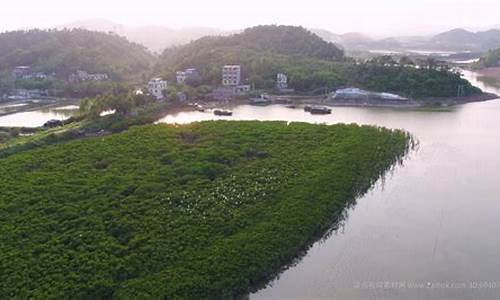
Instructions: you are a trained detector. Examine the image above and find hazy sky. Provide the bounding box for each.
[1,0,499,36]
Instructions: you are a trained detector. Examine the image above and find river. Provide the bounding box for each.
[0,104,78,127]
[158,71,500,299]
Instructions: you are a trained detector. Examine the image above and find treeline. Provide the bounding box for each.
[474,48,500,68]
[156,26,481,98]
[0,26,483,100]
[155,25,345,86]
[0,29,155,79]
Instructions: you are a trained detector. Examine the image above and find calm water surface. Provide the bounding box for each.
[0,105,77,127]
[159,71,500,299]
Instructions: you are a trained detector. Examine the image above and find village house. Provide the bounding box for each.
[68,70,109,83]
[12,66,51,80]
[176,68,200,85]
[211,65,252,100]
[12,66,32,78]
[9,88,49,100]
[148,78,168,100]
[222,65,241,86]
[276,73,288,90]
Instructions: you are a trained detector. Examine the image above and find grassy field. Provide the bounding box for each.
[0,121,411,299]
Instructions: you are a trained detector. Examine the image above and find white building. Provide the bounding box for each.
[148,78,168,100]
[276,73,288,90]
[222,65,241,86]
[176,68,200,85]
[69,70,109,82]
[12,66,31,78]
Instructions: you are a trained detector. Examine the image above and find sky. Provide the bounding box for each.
[1,0,499,36]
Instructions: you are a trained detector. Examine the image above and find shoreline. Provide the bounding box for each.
[473,67,500,88]
[210,92,500,109]
[421,92,499,106]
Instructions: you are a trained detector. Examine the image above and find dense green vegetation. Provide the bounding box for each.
[156,25,345,89]
[342,60,481,98]
[0,121,410,298]
[474,48,500,68]
[156,25,481,98]
[0,29,154,79]
[0,127,40,144]
[0,29,155,96]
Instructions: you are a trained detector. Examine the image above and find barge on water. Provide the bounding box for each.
[249,94,272,106]
[213,109,233,116]
[304,105,332,115]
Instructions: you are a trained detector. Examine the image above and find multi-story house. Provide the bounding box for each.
[148,78,168,100]
[222,65,241,86]
[277,73,288,90]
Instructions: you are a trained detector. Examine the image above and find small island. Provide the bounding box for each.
[0,121,411,298]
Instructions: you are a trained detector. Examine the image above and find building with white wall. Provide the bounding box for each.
[222,65,241,86]
[277,73,288,90]
[148,78,168,100]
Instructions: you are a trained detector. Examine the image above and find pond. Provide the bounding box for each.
[159,71,500,299]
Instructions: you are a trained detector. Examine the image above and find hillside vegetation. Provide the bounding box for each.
[0,29,155,81]
[157,25,481,98]
[156,25,344,87]
[0,121,410,298]
[475,48,500,68]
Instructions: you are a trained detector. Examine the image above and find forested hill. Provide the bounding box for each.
[0,29,155,80]
[223,25,344,60]
[475,48,500,68]
[156,25,344,85]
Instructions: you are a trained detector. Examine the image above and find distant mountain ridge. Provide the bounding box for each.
[57,19,228,53]
[316,27,500,52]
[55,19,500,54]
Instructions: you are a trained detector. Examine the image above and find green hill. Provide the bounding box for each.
[0,121,410,298]
[0,29,155,81]
[475,48,500,68]
[156,25,481,98]
[156,25,345,87]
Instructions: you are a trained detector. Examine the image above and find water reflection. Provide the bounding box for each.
[0,106,76,127]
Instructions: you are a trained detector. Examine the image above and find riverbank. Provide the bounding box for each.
[0,100,182,158]
[0,97,80,118]
[258,90,498,109]
[473,67,500,88]
[420,92,499,106]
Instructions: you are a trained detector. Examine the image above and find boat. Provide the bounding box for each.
[249,94,272,106]
[304,105,332,114]
[213,109,233,116]
[309,106,332,115]
[249,98,272,106]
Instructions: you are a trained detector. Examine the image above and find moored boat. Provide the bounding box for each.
[249,94,272,106]
[304,105,332,114]
[309,106,332,114]
[214,109,233,116]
